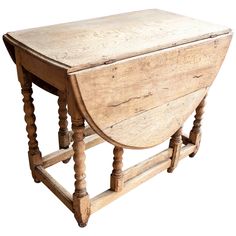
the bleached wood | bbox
[42,134,104,168]
[3,10,231,149]
[5,10,230,72]
[68,126,95,143]
[123,148,173,182]
[91,160,171,214]
[83,134,104,149]
[110,147,124,192]
[16,53,42,182]
[71,117,91,227]
[74,87,207,149]
[168,127,183,173]
[35,166,73,211]
[91,143,196,213]
[3,9,232,227]
[11,39,67,91]
[58,91,70,150]
[179,144,196,158]
[42,148,74,168]
[189,95,207,157]
[71,34,231,148]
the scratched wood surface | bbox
[3,9,232,148]
[5,9,230,72]
[70,34,231,148]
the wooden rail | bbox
[91,143,196,213]
[42,134,104,168]
[37,141,196,216]
[123,148,173,182]
[35,166,73,211]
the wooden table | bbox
[3,9,232,227]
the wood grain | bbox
[58,91,70,149]
[110,147,124,192]
[91,143,196,213]
[102,90,203,148]
[72,119,87,197]
[71,117,91,227]
[35,166,73,211]
[71,34,231,148]
[5,10,230,72]
[123,148,173,182]
[73,83,207,148]
[16,54,43,182]
[3,9,232,227]
[42,133,104,168]
[167,127,183,173]
[42,148,74,168]
[6,37,68,91]
[189,94,207,157]
[92,160,171,214]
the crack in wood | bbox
[108,92,153,107]
[104,88,208,132]
[193,74,203,78]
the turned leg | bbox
[57,91,71,163]
[19,69,42,182]
[167,127,183,173]
[71,117,90,227]
[110,146,124,192]
[189,95,207,157]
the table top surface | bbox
[4,10,232,149]
[6,9,230,72]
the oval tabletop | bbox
[71,33,231,149]
[3,9,232,149]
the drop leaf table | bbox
[3,9,232,227]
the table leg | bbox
[110,146,124,192]
[18,68,42,182]
[67,80,91,227]
[71,116,91,227]
[189,94,207,157]
[57,91,70,163]
[167,127,183,173]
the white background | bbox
[0,1,236,235]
